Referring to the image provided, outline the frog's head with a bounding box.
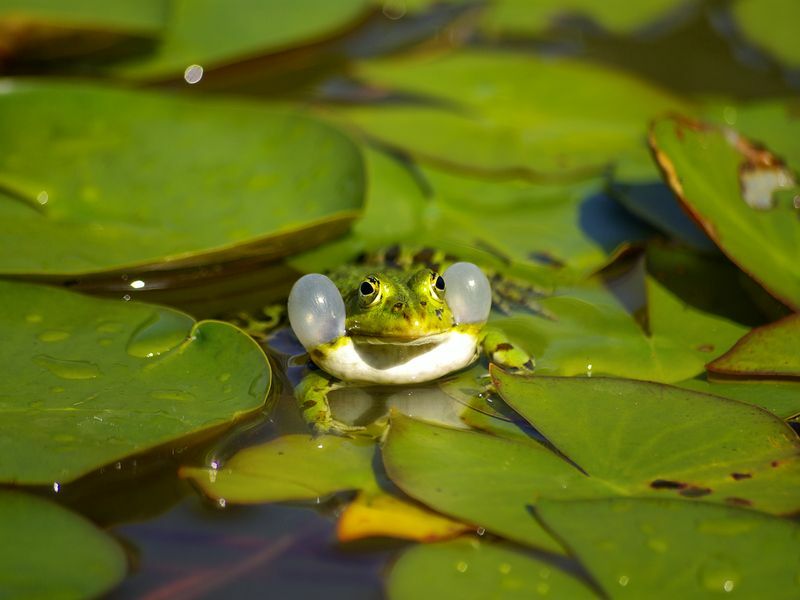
[288,262,491,352]
[343,269,454,340]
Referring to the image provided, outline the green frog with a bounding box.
[287,256,535,436]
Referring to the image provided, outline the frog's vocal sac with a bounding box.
[287,262,533,436]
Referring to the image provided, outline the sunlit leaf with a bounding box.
[0,490,127,598]
[181,435,377,503]
[110,0,369,80]
[493,369,800,514]
[327,51,685,177]
[0,280,270,485]
[387,537,595,600]
[650,115,800,309]
[0,81,363,278]
[536,498,800,598]
[337,490,471,543]
[708,313,800,378]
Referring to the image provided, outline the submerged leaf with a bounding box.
[0,490,127,598]
[0,280,270,485]
[708,313,800,378]
[536,498,800,599]
[0,81,363,278]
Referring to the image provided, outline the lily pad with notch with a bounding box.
[0,279,271,485]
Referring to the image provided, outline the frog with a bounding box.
[286,256,535,437]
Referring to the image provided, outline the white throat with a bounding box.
[316,330,479,384]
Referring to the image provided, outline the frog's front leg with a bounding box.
[481,327,535,373]
[295,370,381,437]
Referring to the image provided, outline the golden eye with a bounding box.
[359,276,380,305]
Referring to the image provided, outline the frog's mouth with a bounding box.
[349,331,455,346]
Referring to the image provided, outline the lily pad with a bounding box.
[387,537,595,600]
[677,377,800,420]
[0,280,270,485]
[181,434,377,503]
[536,498,800,598]
[490,276,747,382]
[0,81,364,278]
[650,115,800,309]
[708,313,800,378]
[492,369,800,514]
[0,490,127,598]
[730,0,800,69]
[327,50,685,177]
[110,0,369,80]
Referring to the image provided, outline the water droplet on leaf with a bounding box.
[35,355,100,380]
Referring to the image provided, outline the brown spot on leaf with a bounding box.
[731,472,752,480]
[650,479,687,490]
[771,460,781,468]
[696,344,715,353]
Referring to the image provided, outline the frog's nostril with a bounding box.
[392,302,405,312]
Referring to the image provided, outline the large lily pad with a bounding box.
[110,0,369,80]
[327,51,685,177]
[387,537,595,600]
[536,498,800,598]
[492,370,800,514]
[0,280,270,485]
[0,81,364,278]
[677,377,800,420]
[0,490,127,598]
[650,115,800,309]
[730,0,800,69]
[708,313,800,378]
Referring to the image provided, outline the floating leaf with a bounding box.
[730,0,800,69]
[490,276,747,382]
[0,280,270,485]
[0,490,127,598]
[650,115,800,309]
[708,313,800,378]
[677,377,800,420]
[492,370,800,514]
[338,490,470,543]
[327,51,684,177]
[387,537,595,600]
[109,0,368,80]
[536,498,800,598]
[181,434,377,503]
[0,81,363,278]
[383,414,601,554]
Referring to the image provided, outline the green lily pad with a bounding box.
[0,490,127,598]
[295,145,651,280]
[730,0,800,69]
[110,0,369,80]
[0,81,363,278]
[490,276,747,382]
[387,537,595,600]
[327,51,685,177]
[536,498,800,598]
[0,280,270,485]
[677,377,800,420]
[708,313,800,378]
[650,115,800,309]
[492,370,800,514]
[181,434,377,503]
[383,414,599,554]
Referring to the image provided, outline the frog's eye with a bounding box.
[442,262,491,324]
[287,274,345,350]
[359,276,381,306]
[429,272,446,300]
